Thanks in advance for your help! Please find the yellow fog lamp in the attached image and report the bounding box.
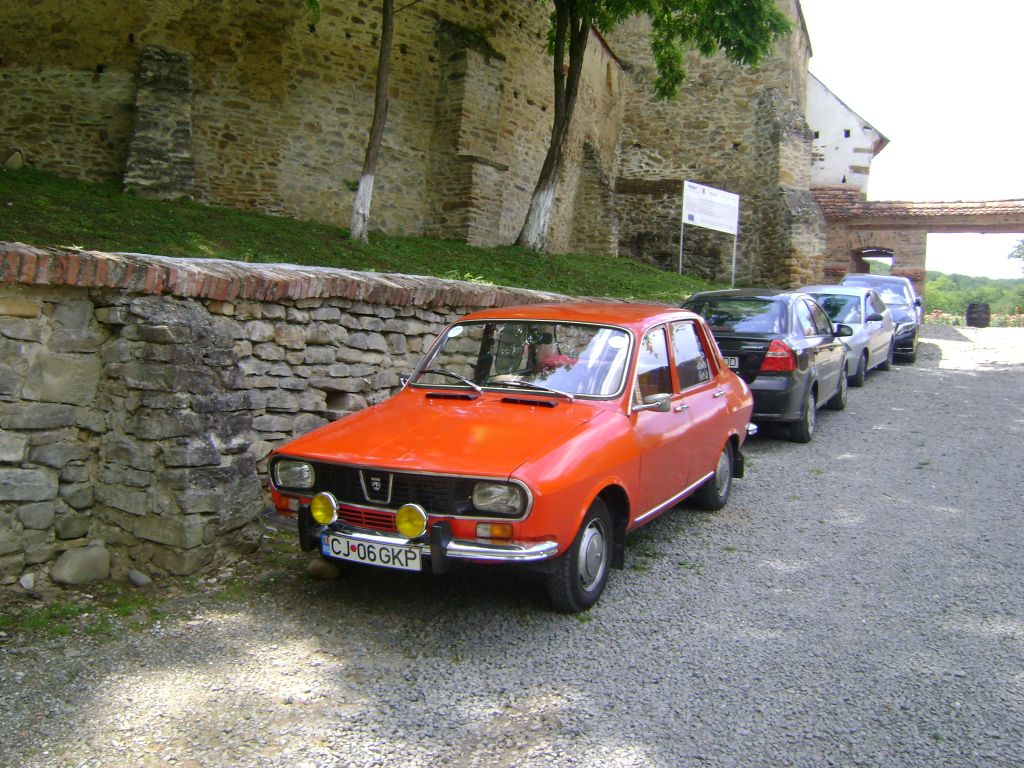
[395,503,428,539]
[309,492,339,525]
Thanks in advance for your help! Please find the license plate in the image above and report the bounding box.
[321,533,422,572]
[724,356,739,370]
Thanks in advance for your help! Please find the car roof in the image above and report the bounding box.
[684,288,805,302]
[803,284,873,296]
[841,274,912,286]
[458,301,701,330]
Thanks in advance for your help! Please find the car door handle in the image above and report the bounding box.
[713,390,726,398]
[675,403,689,412]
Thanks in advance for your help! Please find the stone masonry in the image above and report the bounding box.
[1,0,824,287]
[0,242,568,586]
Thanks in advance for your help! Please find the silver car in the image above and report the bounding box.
[803,285,895,386]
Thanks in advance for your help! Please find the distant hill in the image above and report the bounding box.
[925,271,1024,315]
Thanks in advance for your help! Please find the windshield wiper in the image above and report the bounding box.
[418,368,483,393]
[487,377,575,402]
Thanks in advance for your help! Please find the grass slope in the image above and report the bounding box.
[0,167,715,304]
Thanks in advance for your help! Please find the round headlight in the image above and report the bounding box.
[395,503,428,539]
[472,482,524,516]
[274,460,314,489]
[310,492,338,525]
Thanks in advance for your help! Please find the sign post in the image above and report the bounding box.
[679,181,741,285]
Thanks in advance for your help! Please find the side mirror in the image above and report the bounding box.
[866,312,884,322]
[834,323,854,338]
[399,373,411,387]
[914,297,923,307]
[635,392,672,413]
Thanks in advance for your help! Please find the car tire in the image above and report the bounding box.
[547,498,613,613]
[789,387,816,443]
[849,352,867,387]
[827,368,848,411]
[692,440,734,511]
[878,341,894,371]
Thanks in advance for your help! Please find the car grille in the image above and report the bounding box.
[310,462,477,519]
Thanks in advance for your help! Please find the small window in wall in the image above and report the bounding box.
[843,129,851,138]
[813,130,820,139]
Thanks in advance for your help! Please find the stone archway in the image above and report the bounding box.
[813,186,1024,297]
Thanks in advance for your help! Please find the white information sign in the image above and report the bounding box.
[681,181,739,235]
[679,180,742,285]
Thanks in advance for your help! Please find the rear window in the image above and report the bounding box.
[684,298,786,334]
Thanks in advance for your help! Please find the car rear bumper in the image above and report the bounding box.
[748,375,804,422]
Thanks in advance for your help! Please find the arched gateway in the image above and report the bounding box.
[813,186,1024,296]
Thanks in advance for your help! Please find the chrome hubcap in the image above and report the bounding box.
[577,520,608,592]
[715,449,731,494]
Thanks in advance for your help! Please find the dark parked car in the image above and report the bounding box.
[840,274,922,362]
[682,289,851,443]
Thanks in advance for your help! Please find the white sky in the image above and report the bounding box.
[798,0,1024,279]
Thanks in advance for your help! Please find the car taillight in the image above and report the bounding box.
[759,339,797,372]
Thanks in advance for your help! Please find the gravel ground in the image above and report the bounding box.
[1,324,1022,768]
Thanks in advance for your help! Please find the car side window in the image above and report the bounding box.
[670,321,711,390]
[794,300,816,337]
[807,301,833,335]
[635,326,673,402]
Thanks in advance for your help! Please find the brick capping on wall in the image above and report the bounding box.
[0,242,565,306]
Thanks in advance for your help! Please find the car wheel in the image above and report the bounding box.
[827,368,848,411]
[692,440,734,511]
[849,352,867,387]
[547,498,613,613]
[789,387,816,443]
[878,341,894,371]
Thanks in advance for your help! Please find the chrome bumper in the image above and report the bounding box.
[317,520,559,564]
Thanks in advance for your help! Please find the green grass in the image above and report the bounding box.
[0,582,163,641]
[0,167,719,303]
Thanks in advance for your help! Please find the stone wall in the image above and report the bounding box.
[606,2,824,286]
[0,0,624,250]
[0,1,829,288]
[0,242,566,586]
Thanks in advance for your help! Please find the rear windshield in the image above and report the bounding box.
[683,298,786,334]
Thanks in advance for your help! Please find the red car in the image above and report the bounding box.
[269,303,755,611]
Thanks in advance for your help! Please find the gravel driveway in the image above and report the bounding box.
[2,324,1022,768]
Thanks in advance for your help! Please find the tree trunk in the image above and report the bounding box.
[515,5,589,251]
[350,0,395,243]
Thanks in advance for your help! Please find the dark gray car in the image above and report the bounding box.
[682,289,851,443]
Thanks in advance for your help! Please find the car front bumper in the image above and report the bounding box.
[299,511,560,573]
[894,325,918,355]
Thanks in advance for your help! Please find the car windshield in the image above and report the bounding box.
[812,294,862,324]
[413,321,632,398]
[684,298,785,334]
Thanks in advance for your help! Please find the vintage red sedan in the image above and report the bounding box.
[269,302,755,611]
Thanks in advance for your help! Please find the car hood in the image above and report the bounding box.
[274,391,603,478]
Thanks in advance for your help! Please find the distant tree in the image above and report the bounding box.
[515,0,791,251]
[1010,238,1024,270]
